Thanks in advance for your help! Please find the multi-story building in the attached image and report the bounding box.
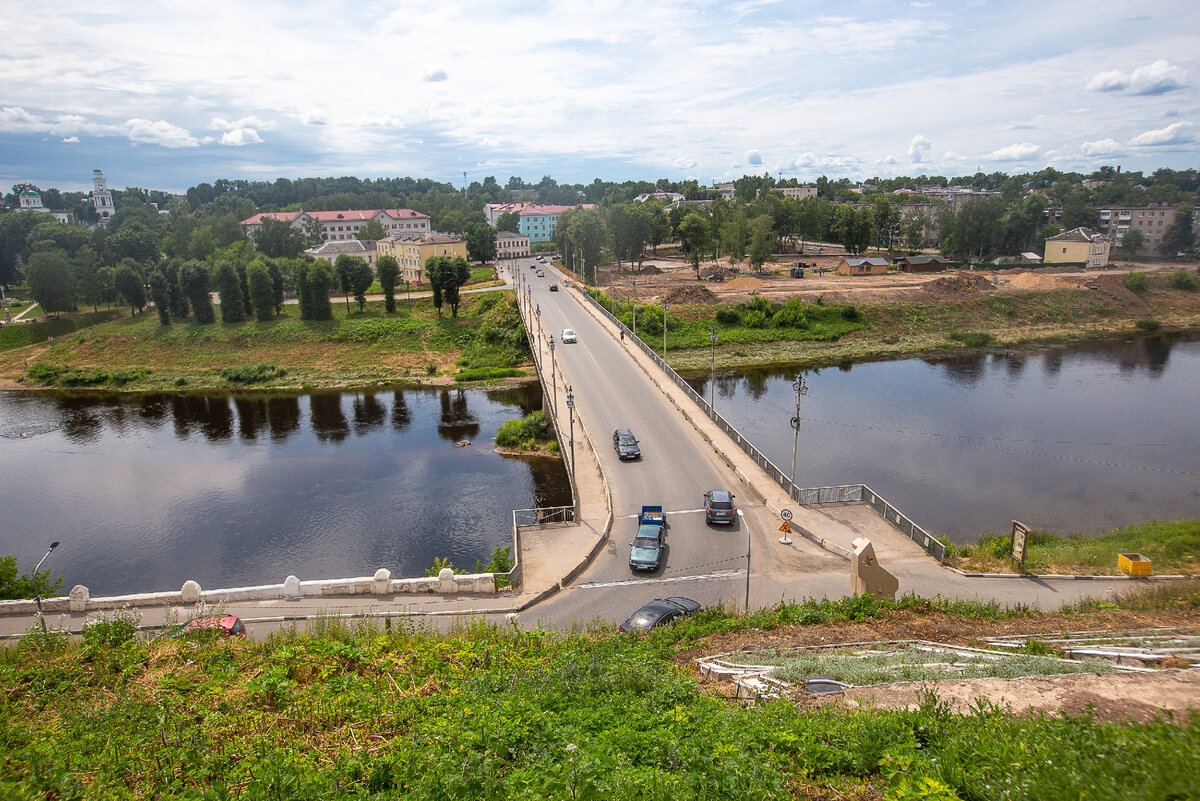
[241,209,430,243]
[304,239,377,269]
[1096,204,1175,253]
[774,185,818,200]
[376,233,467,285]
[495,230,531,260]
[482,203,596,243]
[1044,227,1110,267]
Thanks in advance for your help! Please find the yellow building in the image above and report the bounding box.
[1043,227,1110,267]
[376,233,468,284]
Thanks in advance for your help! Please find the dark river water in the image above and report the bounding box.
[687,333,1200,543]
[0,385,570,595]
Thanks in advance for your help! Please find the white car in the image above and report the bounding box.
[561,328,577,343]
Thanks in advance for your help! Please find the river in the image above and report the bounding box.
[0,385,570,595]
[687,333,1200,543]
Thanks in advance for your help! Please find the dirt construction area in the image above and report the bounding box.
[593,249,1179,311]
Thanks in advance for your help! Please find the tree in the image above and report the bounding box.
[0,553,63,601]
[113,262,146,315]
[748,214,774,270]
[873,199,899,251]
[495,212,521,233]
[247,261,276,321]
[442,255,471,317]
[463,221,497,263]
[348,258,374,311]
[831,204,859,254]
[1119,228,1145,260]
[795,195,830,248]
[148,270,171,324]
[953,196,1006,260]
[334,254,371,311]
[719,208,748,267]
[0,212,41,288]
[252,216,309,258]
[900,210,928,251]
[105,224,161,267]
[26,249,76,316]
[677,211,712,278]
[1159,203,1195,258]
[267,260,286,313]
[72,246,106,311]
[296,260,334,321]
[215,262,246,323]
[357,220,387,241]
[377,254,400,313]
[181,261,215,324]
[1061,188,1100,230]
[425,255,447,316]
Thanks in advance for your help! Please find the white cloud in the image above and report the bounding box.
[62,136,79,143]
[1129,121,1193,146]
[123,118,199,148]
[874,154,900,166]
[985,142,1040,161]
[423,70,448,82]
[1080,138,1122,156]
[745,149,762,165]
[673,156,697,170]
[210,116,277,131]
[220,128,263,146]
[1086,60,1187,95]
[908,134,931,162]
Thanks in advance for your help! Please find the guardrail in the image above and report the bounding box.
[578,289,947,563]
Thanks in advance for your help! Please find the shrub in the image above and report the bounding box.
[1122,271,1149,292]
[83,607,141,648]
[1166,269,1198,291]
[949,331,995,347]
[495,410,551,448]
[743,295,774,315]
[1135,318,1162,331]
[25,363,61,384]
[743,309,769,328]
[219,363,286,384]
[840,304,861,321]
[771,298,807,329]
[714,306,741,324]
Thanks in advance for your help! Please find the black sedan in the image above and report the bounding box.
[618,597,702,632]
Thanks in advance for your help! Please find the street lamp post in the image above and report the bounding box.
[535,304,541,364]
[708,328,719,409]
[789,374,808,501]
[737,510,749,612]
[662,302,669,357]
[565,386,576,491]
[548,336,557,421]
[32,541,60,635]
[631,278,637,338]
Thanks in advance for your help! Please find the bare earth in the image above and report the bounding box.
[679,608,1200,724]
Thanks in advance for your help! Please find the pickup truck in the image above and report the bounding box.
[629,505,665,571]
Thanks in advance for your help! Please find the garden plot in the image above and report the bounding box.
[982,627,1200,670]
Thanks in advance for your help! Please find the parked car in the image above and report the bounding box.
[561,328,577,343]
[703,489,736,524]
[618,597,702,632]
[536,270,545,277]
[629,505,665,571]
[549,283,558,292]
[613,428,640,460]
[182,615,246,637]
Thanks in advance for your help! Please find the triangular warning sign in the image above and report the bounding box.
[779,522,792,533]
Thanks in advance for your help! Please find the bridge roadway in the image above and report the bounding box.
[507,257,1139,630]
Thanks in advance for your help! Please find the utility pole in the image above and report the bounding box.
[789,374,808,501]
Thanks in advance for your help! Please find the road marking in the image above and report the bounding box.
[621,508,705,518]
[575,570,743,589]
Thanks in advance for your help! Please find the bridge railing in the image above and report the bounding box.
[578,289,947,563]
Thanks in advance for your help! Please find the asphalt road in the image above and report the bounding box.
[507,257,772,627]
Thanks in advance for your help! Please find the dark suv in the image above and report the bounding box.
[612,428,640,460]
[703,490,736,524]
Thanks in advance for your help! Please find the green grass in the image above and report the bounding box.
[0,309,125,350]
[945,519,1200,575]
[1,589,1196,800]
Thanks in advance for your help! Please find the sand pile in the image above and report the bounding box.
[922,272,995,296]
[1084,275,1149,317]
[637,264,663,275]
[726,275,765,290]
[664,285,719,305]
[1007,272,1078,291]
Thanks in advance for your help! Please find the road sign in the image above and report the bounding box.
[779,522,791,533]
[781,509,793,521]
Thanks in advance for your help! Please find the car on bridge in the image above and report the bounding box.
[549,283,558,292]
[703,489,736,524]
[618,597,702,632]
[629,505,665,572]
[613,428,640,460]
[561,328,577,343]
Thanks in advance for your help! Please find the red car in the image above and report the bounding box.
[182,615,246,637]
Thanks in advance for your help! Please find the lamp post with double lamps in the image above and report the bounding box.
[548,336,557,420]
[708,328,719,409]
[33,541,60,635]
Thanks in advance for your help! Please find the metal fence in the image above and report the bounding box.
[579,289,947,563]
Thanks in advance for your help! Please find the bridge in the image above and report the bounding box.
[505,256,1137,628]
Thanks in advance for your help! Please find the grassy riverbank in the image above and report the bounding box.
[944,519,1200,576]
[2,586,1197,800]
[0,291,530,391]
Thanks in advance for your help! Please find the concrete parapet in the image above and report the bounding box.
[69,585,89,612]
[181,580,202,603]
[851,537,899,600]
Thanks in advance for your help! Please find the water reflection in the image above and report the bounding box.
[687,333,1200,541]
[0,384,570,594]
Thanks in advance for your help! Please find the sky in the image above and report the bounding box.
[2,0,1198,195]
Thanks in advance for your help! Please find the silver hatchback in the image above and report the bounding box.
[703,490,736,524]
